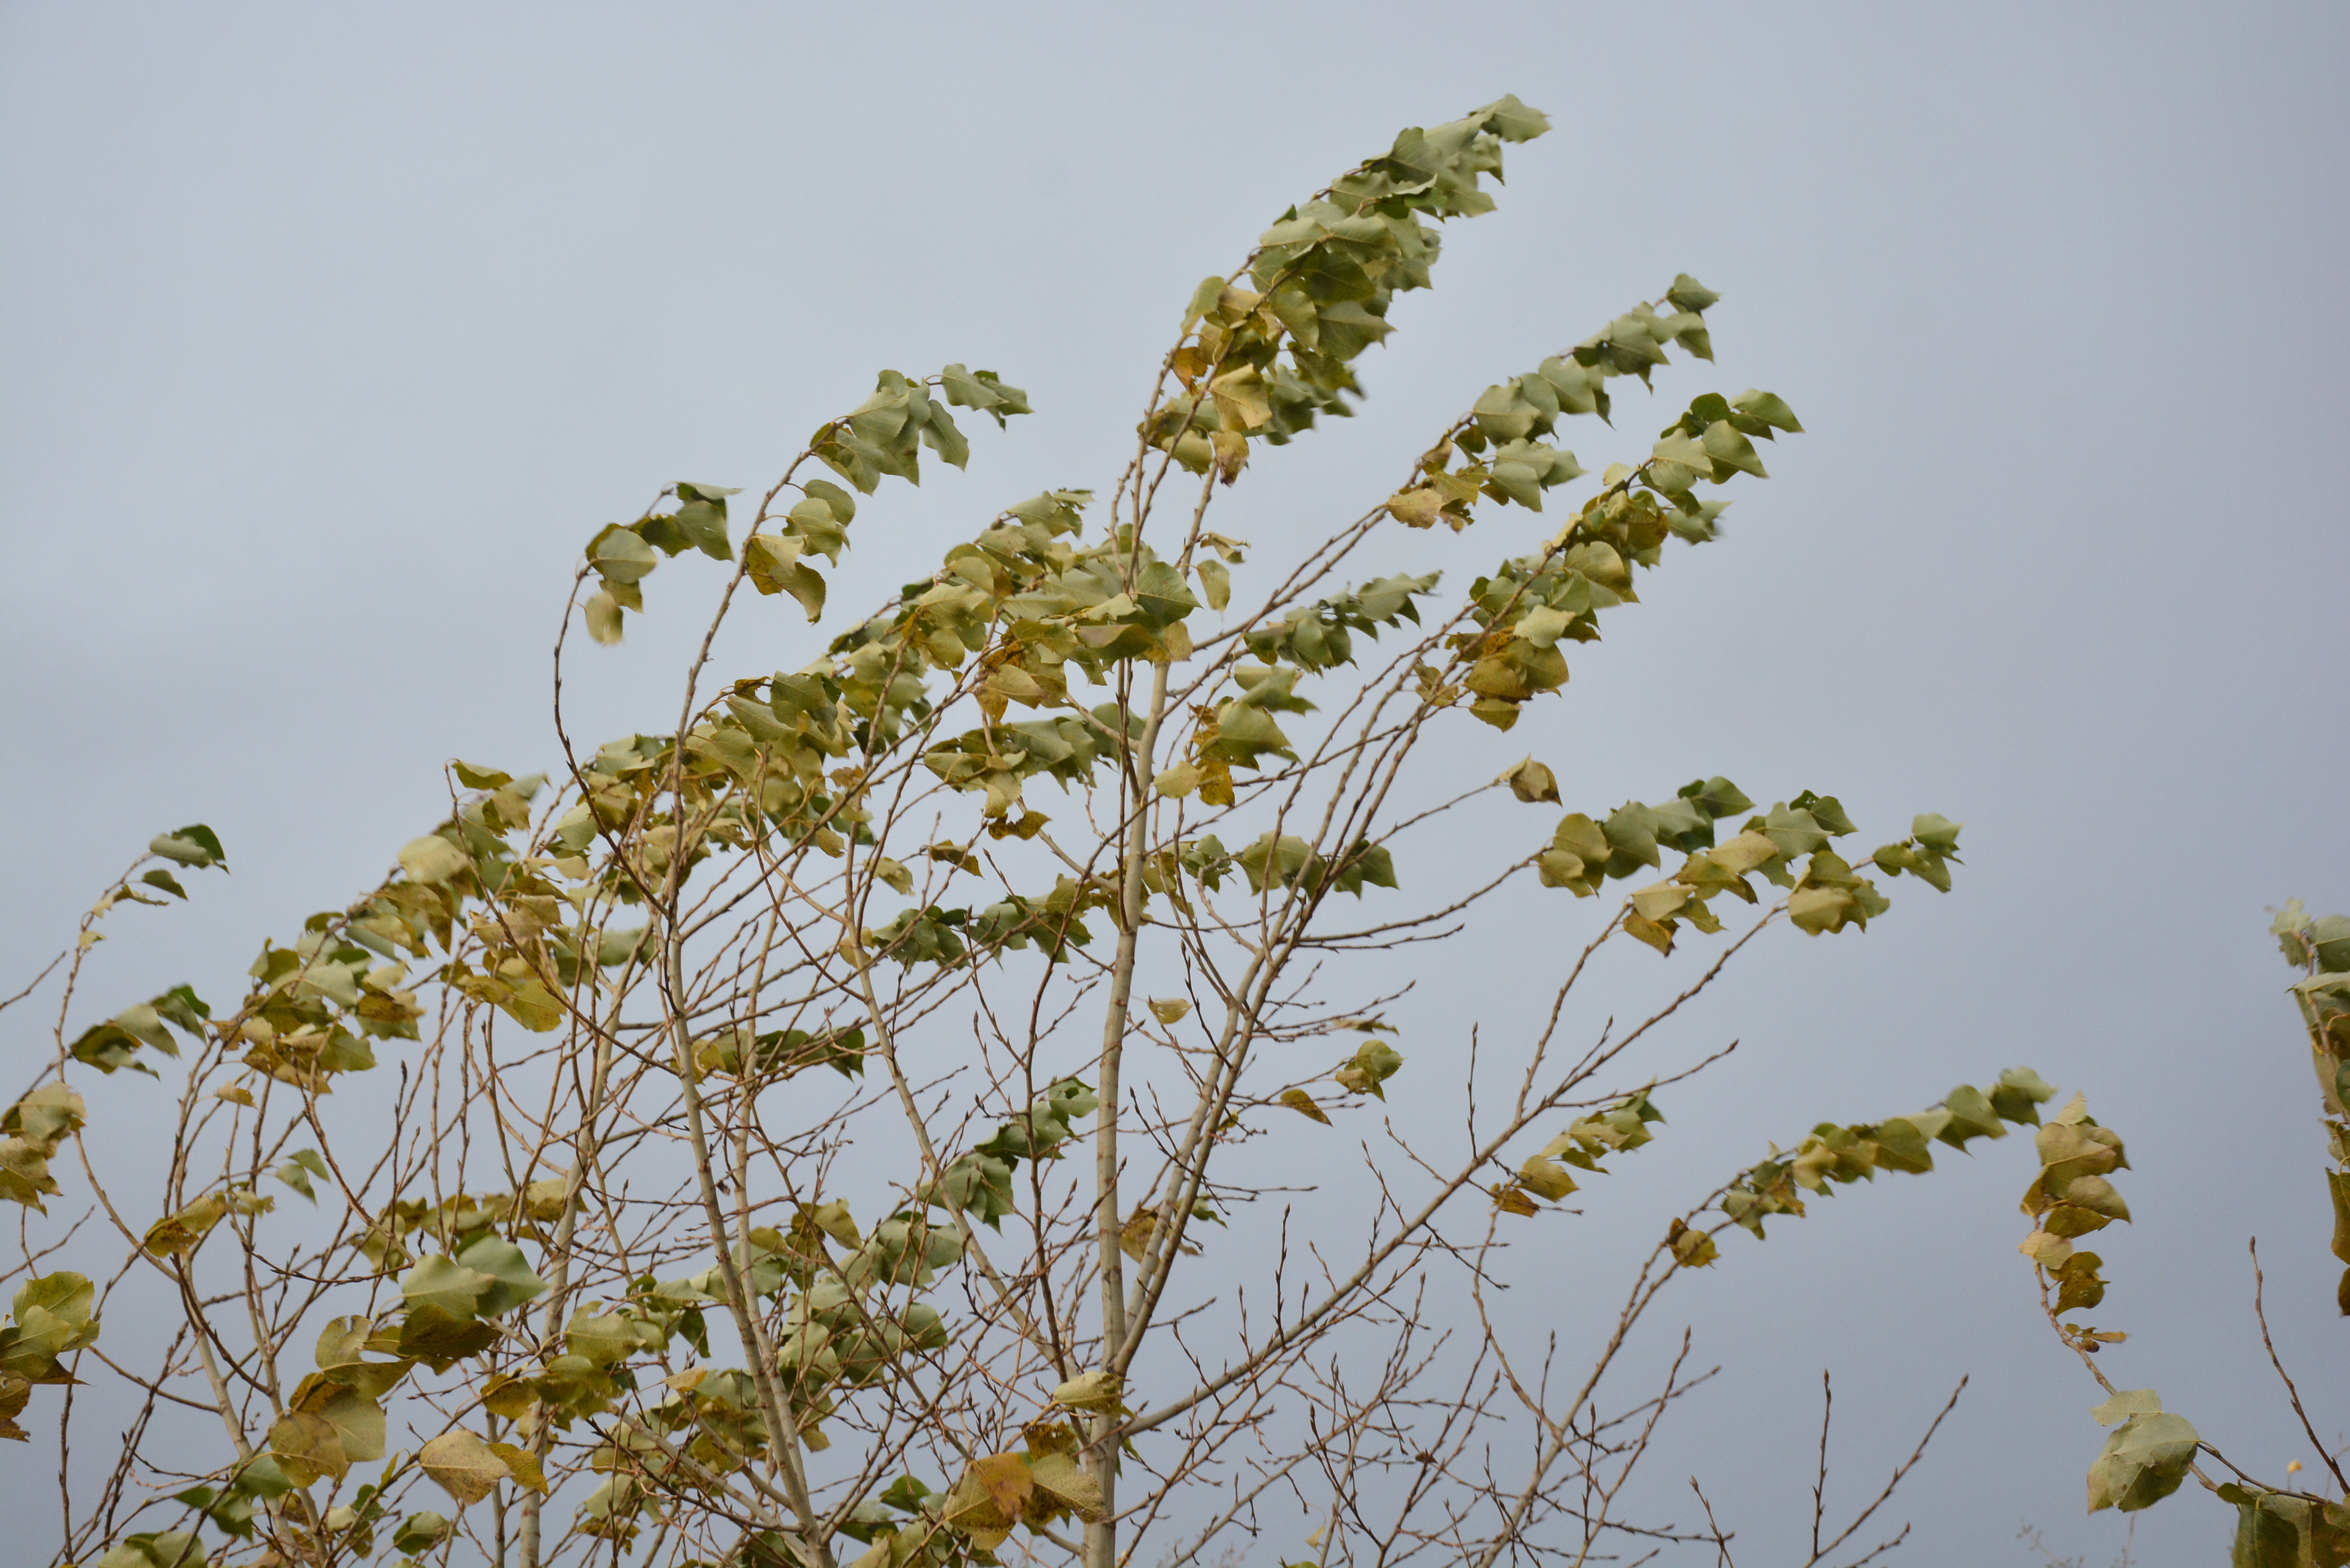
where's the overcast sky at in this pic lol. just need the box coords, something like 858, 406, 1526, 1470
4, 4, 2346, 1562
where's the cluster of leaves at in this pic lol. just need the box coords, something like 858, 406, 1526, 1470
1711, 1069, 2057, 1249
0, 1080, 85, 1212
925, 1430, 1106, 1558
1530, 776, 1963, 954
1385, 282, 1792, 538
2273, 900, 2350, 1313
4, 831, 229, 1210
1496, 1091, 1666, 1216
1146, 96, 1550, 482
1492, 1071, 2054, 1269
1242, 572, 1439, 675
1996, 940, 2350, 1559
2004, 1094, 2216, 1524
566, 1188, 975, 1545
868, 874, 1119, 969
1152, 572, 1442, 808
1430, 382, 1791, 732
585, 364, 1030, 643
2015, 1091, 2136, 1359
1, 1272, 99, 1442
815, 366, 1029, 493
1274, 1022, 1408, 1125
923, 1078, 1099, 1231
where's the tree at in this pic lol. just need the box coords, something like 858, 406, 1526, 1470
5, 96, 2035, 1568
2001, 905, 2349, 1564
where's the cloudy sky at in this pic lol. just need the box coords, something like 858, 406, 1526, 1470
4, 4, 2346, 1562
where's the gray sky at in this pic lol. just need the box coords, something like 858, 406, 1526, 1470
4, 3, 2346, 1562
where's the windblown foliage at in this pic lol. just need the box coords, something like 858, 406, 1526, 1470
6, 96, 2052, 1568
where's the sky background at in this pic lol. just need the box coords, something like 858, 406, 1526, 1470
3, 3, 2347, 1563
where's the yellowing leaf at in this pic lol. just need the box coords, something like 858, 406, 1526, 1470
1501, 757, 1560, 804
1668, 1219, 1719, 1268
1277, 1089, 1331, 1125
1153, 762, 1202, 798
1518, 1156, 1576, 1201
584, 591, 624, 645
1146, 998, 1191, 1025
397, 835, 471, 887
1026, 1449, 1106, 1521
487, 1440, 549, 1494
1493, 1184, 1540, 1217
968, 1451, 1034, 1521
1052, 1369, 1123, 1412
1708, 831, 1780, 875
1385, 489, 1446, 528
143, 1194, 227, 1258
809, 1199, 860, 1249
1629, 882, 1692, 922
419, 1428, 512, 1505
268, 1408, 348, 1486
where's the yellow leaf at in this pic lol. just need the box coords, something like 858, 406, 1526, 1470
1277, 1089, 1331, 1125
967, 1451, 1034, 1521
1629, 882, 1692, 922
808, 1199, 860, 1248
268, 1409, 348, 1485
1668, 1219, 1719, 1268
397, 835, 471, 887
1026, 1449, 1106, 1522
1518, 1156, 1577, 1201
1153, 761, 1202, 799
1707, 831, 1780, 875
419, 1428, 511, 1505
1622, 912, 1676, 955
1052, 1369, 1123, 1412
1500, 757, 1559, 803
1385, 489, 1446, 529
480, 1373, 538, 1422
1146, 998, 1191, 1025
143, 1194, 227, 1258
487, 1440, 549, 1494
584, 590, 624, 645
1492, 1184, 1540, 1217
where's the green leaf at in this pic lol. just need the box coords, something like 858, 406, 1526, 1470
1195, 558, 1231, 612
399, 1254, 489, 1320
139, 870, 188, 900
391, 1512, 453, 1554
149, 825, 227, 870
1333, 1039, 1404, 1098
2086, 1410, 2199, 1513
1472, 94, 1551, 143
1731, 389, 1803, 433
455, 1236, 546, 1317
1666, 274, 1721, 313
273, 1149, 330, 1204
1911, 813, 1963, 857
673, 482, 735, 561
1991, 1066, 2058, 1125
2089, 1388, 2163, 1426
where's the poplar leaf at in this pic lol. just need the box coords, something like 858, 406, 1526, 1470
419, 1429, 512, 1505
1278, 1089, 1331, 1125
